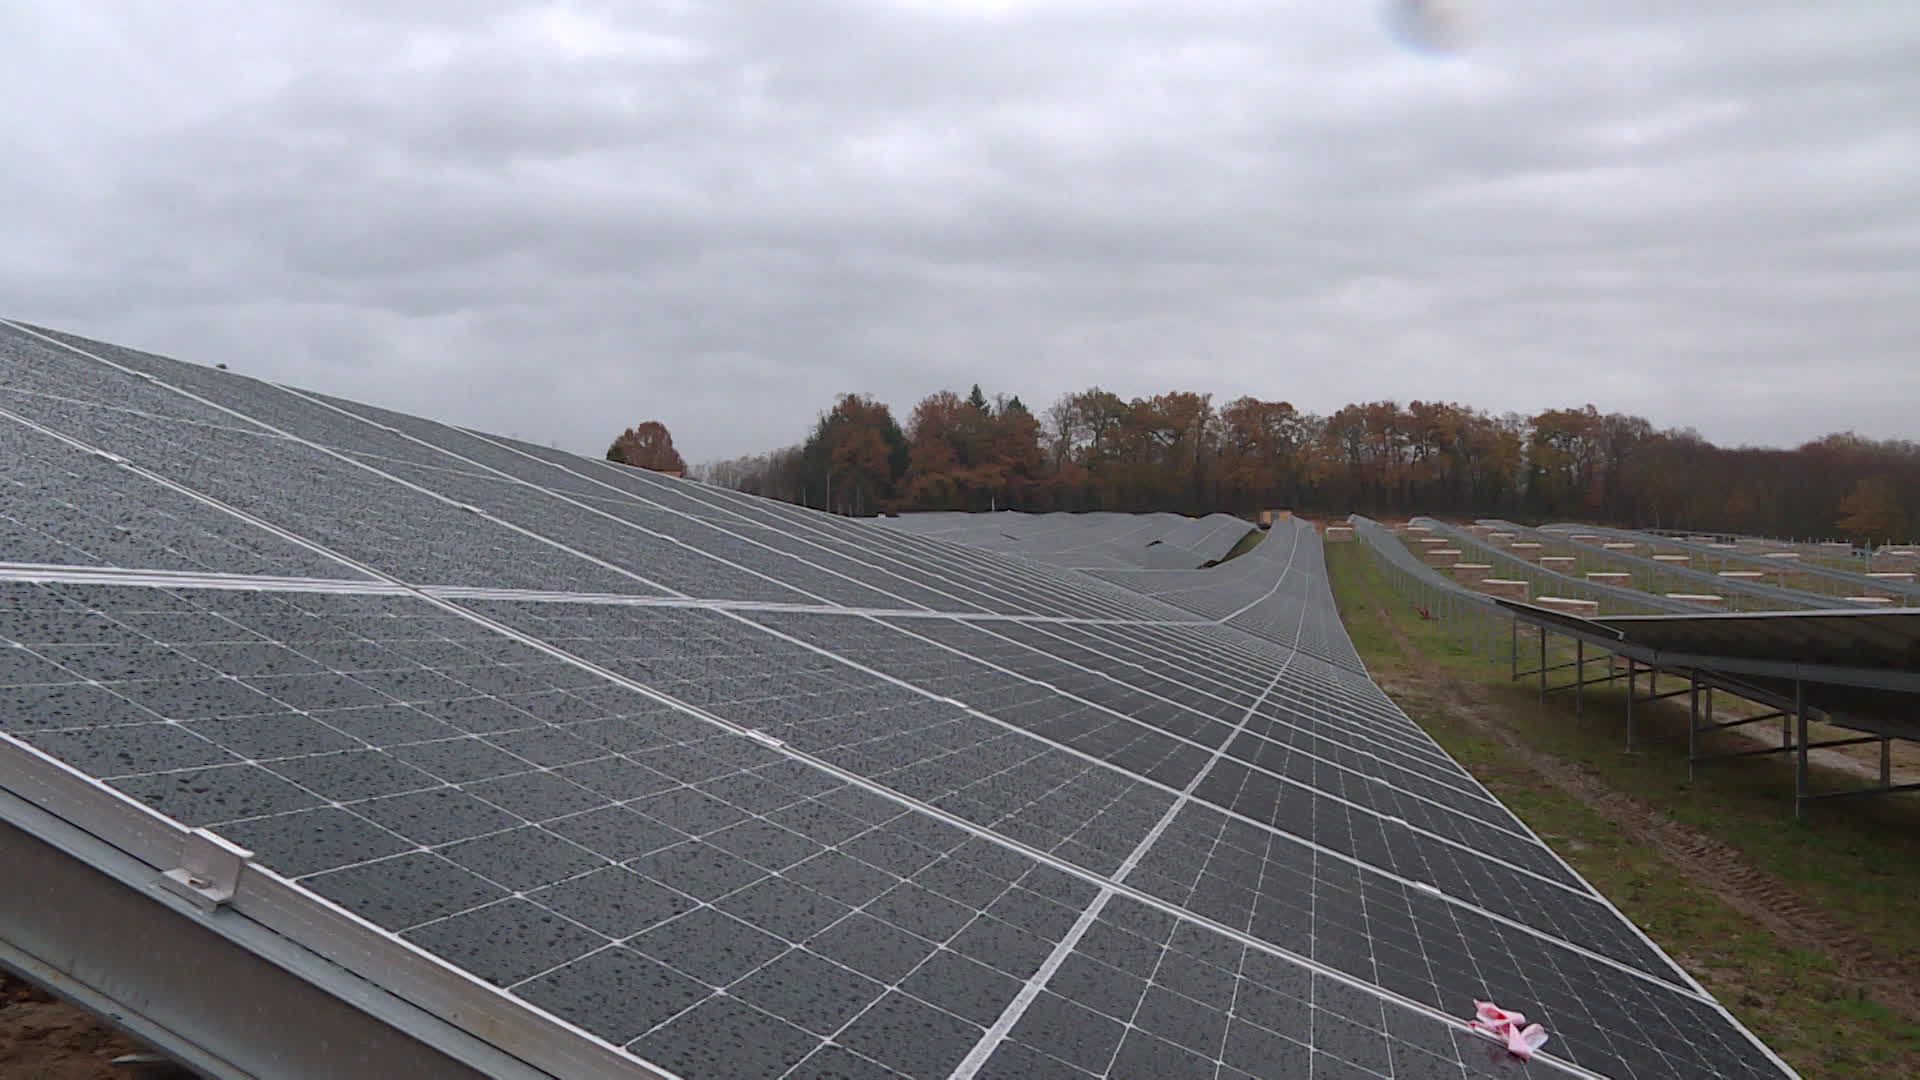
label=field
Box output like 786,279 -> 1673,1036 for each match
1323,539 -> 1920,1079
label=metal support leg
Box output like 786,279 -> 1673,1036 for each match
1882,738 -> 1892,787
1538,628 -> 1547,703
1687,675 -> 1699,781
1794,680 -> 1809,822
1575,640 -> 1584,721
1625,661 -> 1636,751
1510,619 -> 1517,681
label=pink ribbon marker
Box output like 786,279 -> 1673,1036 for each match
1469,1000 -> 1550,1060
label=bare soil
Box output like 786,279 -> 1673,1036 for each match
0,971 -> 147,1080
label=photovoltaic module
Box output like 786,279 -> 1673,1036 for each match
0,320 -> 1791,1079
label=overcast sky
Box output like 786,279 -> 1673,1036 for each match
5,1 -> 1916,462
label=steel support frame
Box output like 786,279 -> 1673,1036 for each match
1381,550 -> 1920,818
1702,734 -> 1885,765
1518,658 -> 1589,682
0,736 -> 665,1080
1795,680 -> 1810,821
1535,654 -> 1615,699
0,803 -> 529,1080
1685,709 -> 1791,752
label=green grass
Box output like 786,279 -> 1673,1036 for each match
1324,541 -> 1920,1079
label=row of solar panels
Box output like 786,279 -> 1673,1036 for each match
0,320 -> 1789,1078
1534,523 -> 1920,606
886,512 -> 1254,571
1405,520 -> 1703,616
1471,522 -> 1888,611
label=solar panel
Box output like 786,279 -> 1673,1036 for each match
0,319 -> 1792,1079
887,511 -> 1254,571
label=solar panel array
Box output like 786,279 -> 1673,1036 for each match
0,319 -> 1790,1079
1535,522 -> 1920,607
887,511 -> 1254,571
1473,521 -> 1876,612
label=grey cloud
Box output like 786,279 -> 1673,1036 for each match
3,0 -> 1916,461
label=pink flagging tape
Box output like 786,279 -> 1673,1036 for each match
1470,1000 -> 1550,1060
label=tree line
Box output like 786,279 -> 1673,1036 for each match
619,388 -> 1917,542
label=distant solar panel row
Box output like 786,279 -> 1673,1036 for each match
887,512 -> 1254,571
0,320 -> 1789,1079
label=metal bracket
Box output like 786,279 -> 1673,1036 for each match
92,449 -> 130,465
743,729 -> 785,750
158,829 -> 252,911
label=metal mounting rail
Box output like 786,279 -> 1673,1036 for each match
0,735 -> 669,1080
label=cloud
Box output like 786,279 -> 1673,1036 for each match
3,0 -> 1915,460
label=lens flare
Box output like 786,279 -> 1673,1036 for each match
1382,0 -> 1470,57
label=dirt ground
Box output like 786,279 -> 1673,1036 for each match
0,971 -> 148,1080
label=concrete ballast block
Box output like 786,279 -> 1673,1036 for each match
1665,593 -> 1726,608
1536,597 -> 1601,616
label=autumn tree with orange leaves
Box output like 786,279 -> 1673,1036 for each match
606,421 -> 687,474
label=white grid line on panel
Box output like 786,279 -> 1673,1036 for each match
717,607 -> 1701,1008
0,561 -> 1215,629
1002,616 -> 1462,777
274,384 -> 947,615
869,614 -> 1538,862
0,556 -> 1524,864
953,549 -> 1311,1079
1016,618 -> 1460,780
2,322 -> 707,603
672,476 -> 1195,621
